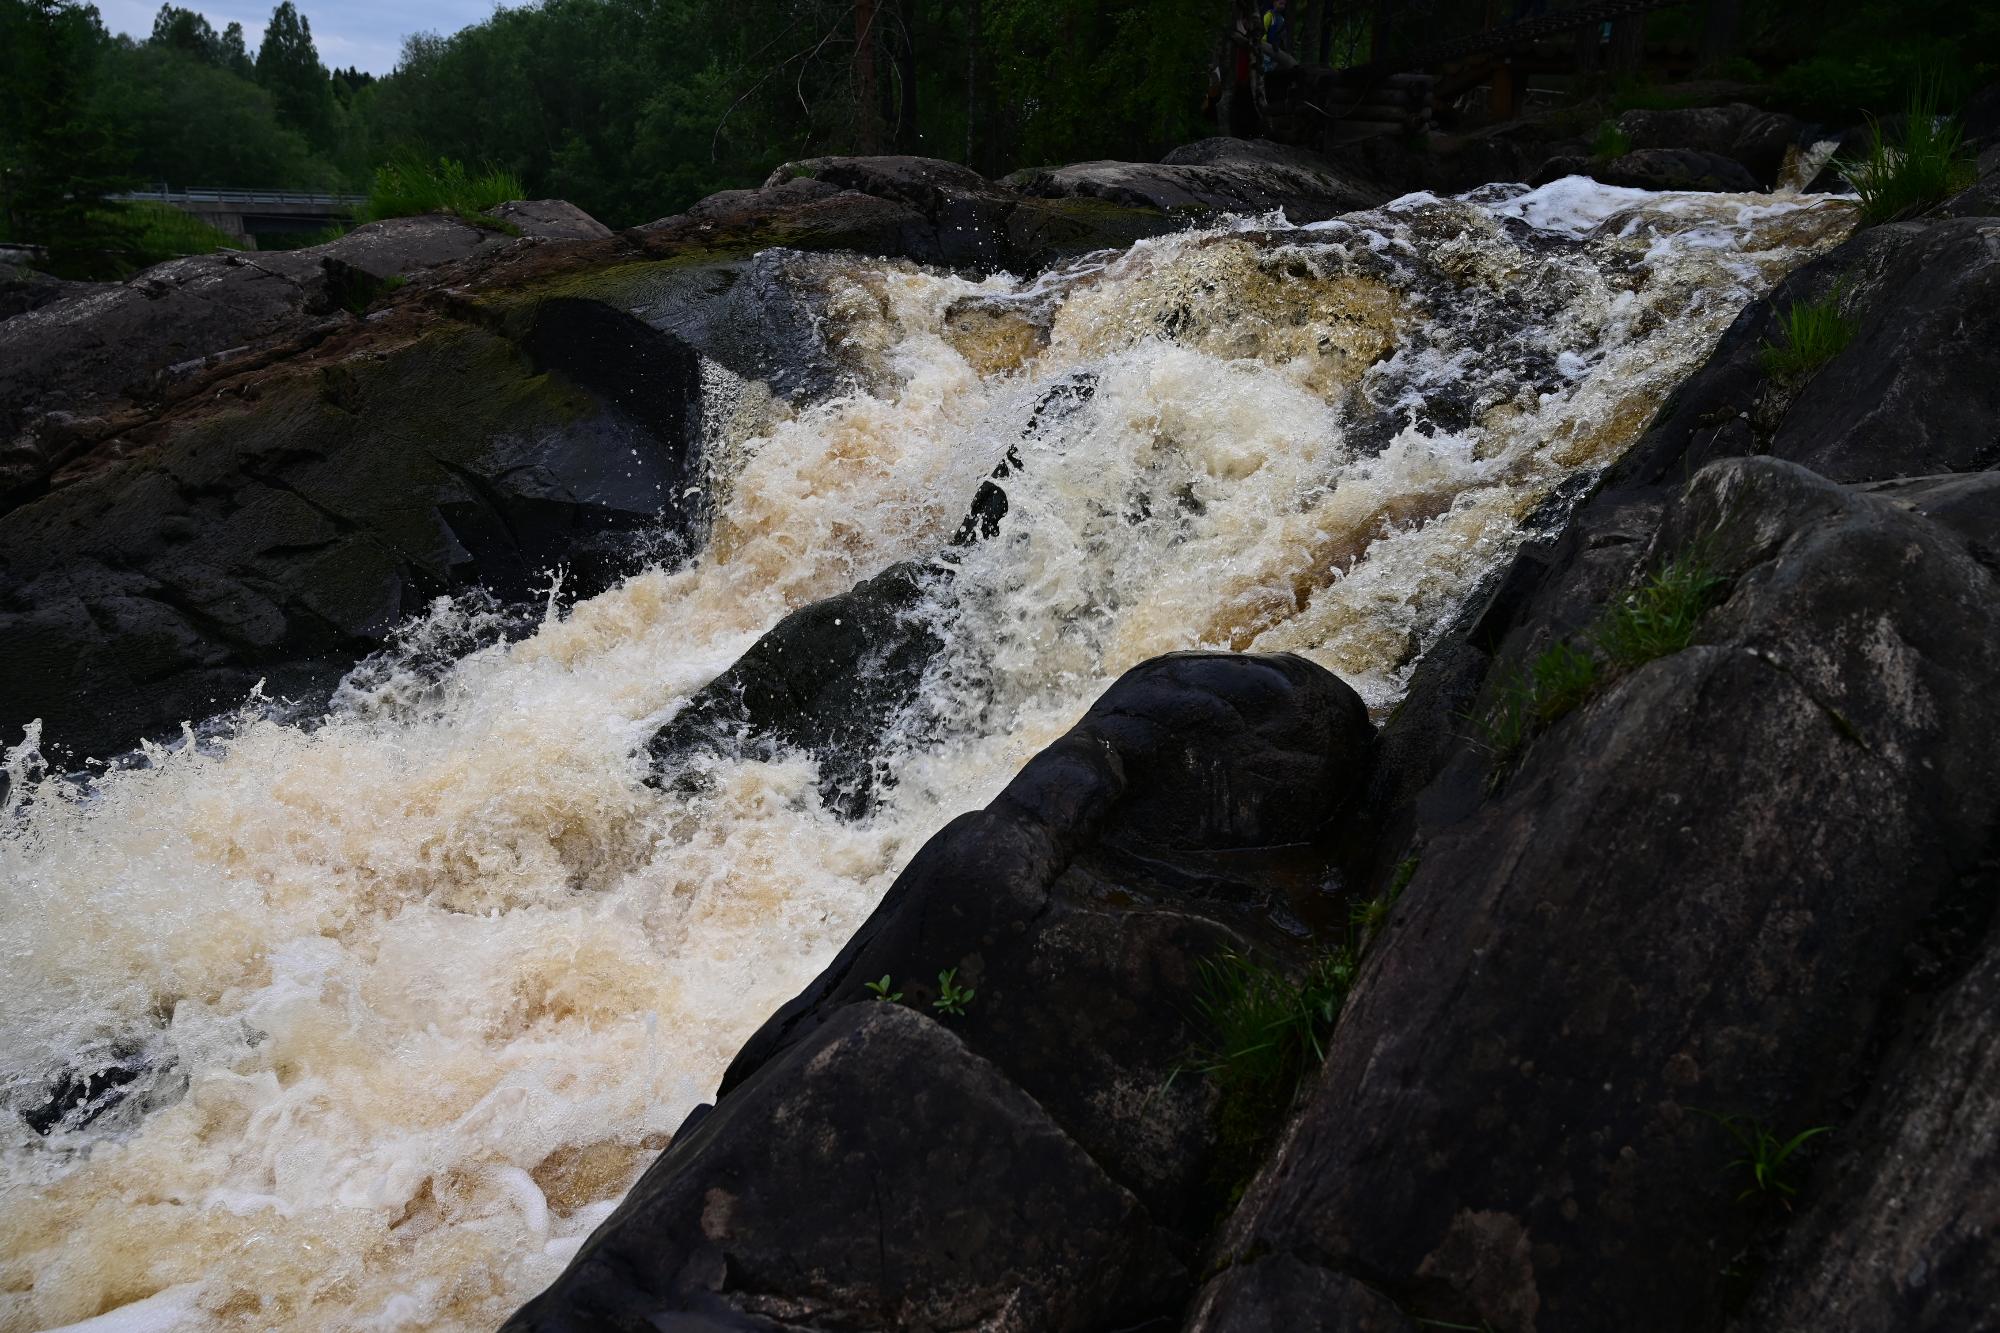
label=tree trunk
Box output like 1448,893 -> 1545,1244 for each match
854,0 -> 883,154
894,0 -> 918,150
964,0 -> 979,167
1700,0 -> 1740,72
1608,14 -> 1645,74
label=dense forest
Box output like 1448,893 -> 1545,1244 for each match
2,0 -> 1995,270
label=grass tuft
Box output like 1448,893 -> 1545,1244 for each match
1591,120 -> 1633,161
1478,641 -> 1601,761
363,152 -> 524,224
1839,80 -> 1978,225
1595,552 -> 1730,670
1759,288 -> 1856,381
1477,548 -> 1730,769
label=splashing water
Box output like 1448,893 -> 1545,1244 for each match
0,180 -> 1852,1332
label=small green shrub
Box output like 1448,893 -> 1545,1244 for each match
932,968 -> 975,1016
1839,81 -> 1978,225
1352,857 -> 1418,943
1183,945 -> 1356,1185
1595,553 -> 1729,670
1759,289 -> 1856,380
362,152 -> 524,224
1479,641 -> 1601,761
864,974 -> 902,1002
1476,549 -> 1729,769
1702,1112 -> 1832,1202
1591,120 -> 1632,161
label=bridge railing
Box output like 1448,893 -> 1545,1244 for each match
114,187 -> 368,209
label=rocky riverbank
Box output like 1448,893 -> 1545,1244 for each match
4,92 -> 1997,1332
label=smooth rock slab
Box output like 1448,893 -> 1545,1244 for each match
1207,457 -> 2000,1332
503,1002 -> 1183,1333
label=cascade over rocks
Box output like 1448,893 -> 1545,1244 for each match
515,652 -> 1374,1326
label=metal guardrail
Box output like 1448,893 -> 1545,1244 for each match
115,187 -> 366,208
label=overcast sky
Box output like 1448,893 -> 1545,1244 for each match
97,0 -> 505,75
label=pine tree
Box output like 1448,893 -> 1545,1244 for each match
149,4 -> 219,63
254,1 -> 334,148
0,0 -> 133,270
220,20 -> 253,78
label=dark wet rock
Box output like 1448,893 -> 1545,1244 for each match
1734,920 -> 2000,1333
757,153 -> 1189,271
484,198 -> 614,241
0,214 -> 532,456
20,1058 -> 146,1136
1614,103 -> 1806,187
0,260 -> 99,324
0,310 -> 704,762
1586,147 -> 1762,193
1206,457 -> 2000,1332
711,652 -> 1372,1237
1938,142 -> 2000,218
646,560 -> 944,818
1006,139 -> 1385,221
505,1002 -> 1185,1333
1185,1255 -> 1416,1333
1614,215 -> 2000,488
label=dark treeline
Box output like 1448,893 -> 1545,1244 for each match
3,0 -> 1996,256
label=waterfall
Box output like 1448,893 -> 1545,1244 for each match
0,180 -> 1851,1333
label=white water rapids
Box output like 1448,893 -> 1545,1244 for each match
0,179 -> 1852,1331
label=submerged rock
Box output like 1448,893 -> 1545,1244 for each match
646,560 -> 944,818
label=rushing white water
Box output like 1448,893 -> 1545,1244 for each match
0,180 -> 1852,1332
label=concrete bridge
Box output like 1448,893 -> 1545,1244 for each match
115,187 -> 366,249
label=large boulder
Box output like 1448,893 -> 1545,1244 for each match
1587,147 -> 1762,193
1614,103 -> 1806,187
0,301 -> 705,763
1005,138 -> 1385,221
505,1002 -> 1186,1333
712,652 -> 1373,1234
518,652 -> 1375,1328
1202,457 -> 2000,1332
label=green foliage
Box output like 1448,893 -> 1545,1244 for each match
932,967 -> 974,1016
1479,642 -> 1602,762
0,0 -> 139,275
1702,1111 -> 1832,1202
103,199 -> 235,263
1352,857 -> 1417,944
1839,81 -> 1978,225
1759,288 -> 1856,380
95,42 -> 334,190
1590,120 -> 1632,162
361,153 -> 521,223
1182,944 -> 1356,1190
1477,550 -> 1729,767
1595,553 -> 1729,671
864,974 -> 902,1002
255,0 -> 335,148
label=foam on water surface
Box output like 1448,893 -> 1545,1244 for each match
0,182 -> 1853,1331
